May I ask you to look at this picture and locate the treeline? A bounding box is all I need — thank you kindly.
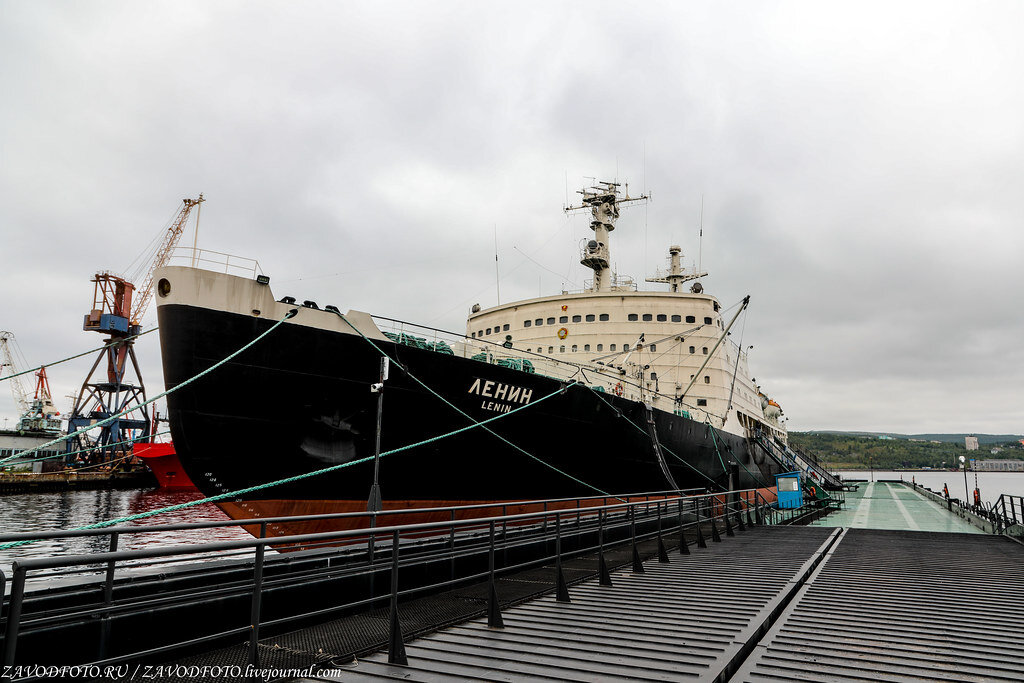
[788,432,1024,470]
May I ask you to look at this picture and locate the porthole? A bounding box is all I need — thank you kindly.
[157,278,171,297]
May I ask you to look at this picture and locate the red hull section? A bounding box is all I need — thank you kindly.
[134,443,197,489]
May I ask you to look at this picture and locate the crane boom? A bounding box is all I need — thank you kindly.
[0,330,31,413]
[130,194,204,324]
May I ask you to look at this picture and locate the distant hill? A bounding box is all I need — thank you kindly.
[803,431,1023,445]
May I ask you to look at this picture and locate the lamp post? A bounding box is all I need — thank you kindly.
[959,455,968,505]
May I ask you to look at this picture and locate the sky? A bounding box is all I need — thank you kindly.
[1,0,1022,435]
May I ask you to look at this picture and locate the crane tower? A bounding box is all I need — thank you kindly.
[65,196,203,467]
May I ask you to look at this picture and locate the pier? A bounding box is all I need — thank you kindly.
[2,484,1023,682]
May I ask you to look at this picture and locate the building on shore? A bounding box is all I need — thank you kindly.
[965,435,980,451]
[973,459,1024,472]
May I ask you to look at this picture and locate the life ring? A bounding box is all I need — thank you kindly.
[557,327,568,339]
[809,486,817,497]
[613,382,624,396]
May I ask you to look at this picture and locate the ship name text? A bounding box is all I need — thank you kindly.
[468,378,533,413]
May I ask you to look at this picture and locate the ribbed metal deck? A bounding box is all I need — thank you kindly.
[301,526,838,681]
[734,528,1024,682]
[293,526,1024,682]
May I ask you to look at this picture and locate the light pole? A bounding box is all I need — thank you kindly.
[959,455,968,505]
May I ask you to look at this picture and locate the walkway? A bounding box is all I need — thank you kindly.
[808,480,984,533]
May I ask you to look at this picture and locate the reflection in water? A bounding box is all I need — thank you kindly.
[0,488,253,573]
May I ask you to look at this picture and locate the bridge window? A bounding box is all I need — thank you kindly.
[586,314,595,322]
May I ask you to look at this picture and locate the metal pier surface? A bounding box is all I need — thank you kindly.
[295,525,1024,682]
[808,481,984,533]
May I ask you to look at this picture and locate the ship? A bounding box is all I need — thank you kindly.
[154,181,811,540]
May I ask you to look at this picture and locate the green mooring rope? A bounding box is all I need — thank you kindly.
[0,383,565,550]
[0,313,295,467]
[0,328,159,384]
[335,312,612,496]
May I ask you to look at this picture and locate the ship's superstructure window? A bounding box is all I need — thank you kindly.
[559,316,568,323]
[714,302,720,312]
[650,344,657,352]
[572,315,581,322]
[657,314,667,322]
[703,347,708,354]
[689,346,695,353]
[671,314,681,322]
[599,314,609,321]
[548,346,554,353]
[535,318,543,326]
[560,345,565,352]
[486,327,492,335]
[503,324,510,331]
[596,344,603,351]
[623,344,630,352]
[547,317,555,325]
[697,399,707,406]
[586,314,595,322]
[610,344,616,351]
[478,329,484,336]
[524,320,532,327]
[642,313,652,321]
[628,313,639,321]
[686,315,696,323]
[471,332,476,338]
[704,376,710,384]
[584,344,590,351]
[571,344,578,352]
[704,317,712,324]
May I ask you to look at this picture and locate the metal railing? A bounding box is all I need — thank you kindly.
[0,487,787,677]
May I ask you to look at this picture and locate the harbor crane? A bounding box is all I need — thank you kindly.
[65,196,203,466]
[1,331,61,434]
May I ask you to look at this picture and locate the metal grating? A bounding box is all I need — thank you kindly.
[311,526,837,681]
[734,528,1024,682]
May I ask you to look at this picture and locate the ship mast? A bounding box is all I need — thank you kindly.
[565,181,648,293]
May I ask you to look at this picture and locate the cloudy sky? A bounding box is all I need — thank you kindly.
[1,1,1022,435]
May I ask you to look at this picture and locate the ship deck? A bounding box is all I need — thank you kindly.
[807,480,985,533]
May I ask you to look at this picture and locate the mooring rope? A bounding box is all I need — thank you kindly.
[335,311,613,496]
[706,419,770,488]
[0,312,296,467]
[0,328,159,384]
[0,430,173,467]
[0,383,566,550]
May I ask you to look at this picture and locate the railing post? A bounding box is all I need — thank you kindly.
[598,509,612,586]
[737,500,747,531]
[0,569,5,635]
[555,512,571,602]
[695,498,707,548]
[98,531,119,661]
[710,499,722,542]
[631,505,644,573]
[678,499,689,555]
[657,501,670,563]
[2,565,26,666]
[387,530,408,665]
[487,521,503,628]
[247,530,267,669]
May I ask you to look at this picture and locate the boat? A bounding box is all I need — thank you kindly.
[133,442,197,488]
[154,181,801,540]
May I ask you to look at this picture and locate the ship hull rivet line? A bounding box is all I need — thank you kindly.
[554,513,571,603]
[598,510,613,586]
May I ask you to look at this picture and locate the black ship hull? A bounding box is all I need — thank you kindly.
[158,303,779,533]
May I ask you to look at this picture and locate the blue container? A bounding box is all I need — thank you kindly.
[775,472,803,509]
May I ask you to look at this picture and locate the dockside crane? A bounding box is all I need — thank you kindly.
[1,331,61,434]
[65,196,203,467]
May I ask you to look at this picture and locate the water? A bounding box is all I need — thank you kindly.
[0,488,252,575]
[838,470,1024,504]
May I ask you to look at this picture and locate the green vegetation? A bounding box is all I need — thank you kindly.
[789,432,1024,470]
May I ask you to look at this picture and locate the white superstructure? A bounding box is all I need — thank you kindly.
[466,181,785,440]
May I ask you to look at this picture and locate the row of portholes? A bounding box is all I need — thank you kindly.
[525,343,709,355]
[472,311,719,338]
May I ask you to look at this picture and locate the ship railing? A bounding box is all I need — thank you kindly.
[0,487,787,675]
[369,315,712,414]
[165,246,264,278]
[905,483,1024,538]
